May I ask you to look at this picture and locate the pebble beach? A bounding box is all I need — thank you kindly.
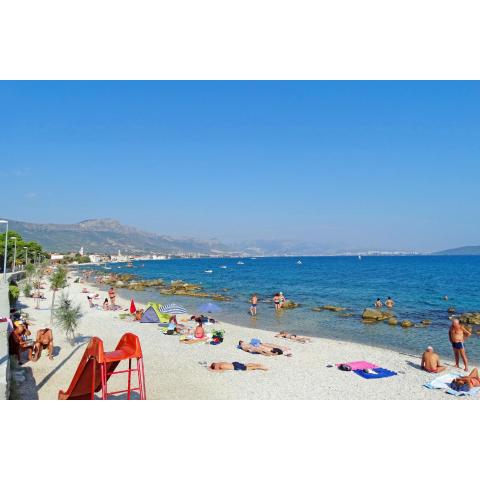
[12,274,479,400]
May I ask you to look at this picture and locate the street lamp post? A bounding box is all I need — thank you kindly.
[0,220,8,283]
[11,237,17,273]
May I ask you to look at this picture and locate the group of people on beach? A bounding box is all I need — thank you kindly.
[421,318,473,372]
[249,292,287,316]
[8,311,54,364]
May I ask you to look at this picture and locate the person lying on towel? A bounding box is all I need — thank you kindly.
[451,368,480,392]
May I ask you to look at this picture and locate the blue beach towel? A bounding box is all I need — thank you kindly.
[423,373,458,390]
[354,368,397,380]
[446,387,480,397]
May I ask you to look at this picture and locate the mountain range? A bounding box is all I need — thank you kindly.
[5,218,231,255]
[4,217,479,256]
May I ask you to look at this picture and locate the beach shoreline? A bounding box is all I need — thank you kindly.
[10,273,479,400]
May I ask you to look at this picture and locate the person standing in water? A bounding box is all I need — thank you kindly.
[279,292,286,308]
[375,298,383,308]
[250,294,258,316]
[449,319,471,371]
[385,297,395,309]
[273,293,281,311]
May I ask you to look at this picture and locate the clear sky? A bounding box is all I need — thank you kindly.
[1,81,479,252]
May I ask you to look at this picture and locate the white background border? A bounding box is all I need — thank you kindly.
[2,1,479,478]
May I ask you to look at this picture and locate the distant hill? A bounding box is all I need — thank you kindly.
[433,246,480,255]
[5,218,231,255]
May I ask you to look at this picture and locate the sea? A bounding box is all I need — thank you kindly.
[80,256,480,363]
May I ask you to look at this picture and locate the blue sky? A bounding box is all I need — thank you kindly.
[1,81,479,251]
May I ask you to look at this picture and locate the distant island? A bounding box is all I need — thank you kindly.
[433,246,480,255]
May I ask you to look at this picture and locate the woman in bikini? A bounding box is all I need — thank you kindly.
[273,293,281,311]
[451,368,480,391]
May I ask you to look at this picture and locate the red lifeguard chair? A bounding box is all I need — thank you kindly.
[59,333,146,400]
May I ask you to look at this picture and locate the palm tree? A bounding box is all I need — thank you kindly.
[55,293,82,344]
[50,267,67,326]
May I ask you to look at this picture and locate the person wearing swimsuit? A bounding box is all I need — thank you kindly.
[449,319,471,371]
[451,368,480,391]
[250,294,258,316]
[209,362,268,372]
[273,293,281,311]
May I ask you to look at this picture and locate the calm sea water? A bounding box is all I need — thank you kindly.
[81,256,480,363]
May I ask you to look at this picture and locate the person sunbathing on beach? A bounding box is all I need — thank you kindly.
[449,319,471,371]
[32,328,54,361]
[421,346,446,373]
[180,320,209,344]
[451,368,480,391]
[209,362,268,372]
[275,331,311,343]
[134,309,144,321]
[259,342,293,357]
[102,298,110,311]
[238,340,292,357]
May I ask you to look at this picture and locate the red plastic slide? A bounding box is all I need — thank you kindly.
[58,333,146,400]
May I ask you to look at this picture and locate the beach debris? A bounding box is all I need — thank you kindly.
[400,320,415,328]
[312,305,346,312]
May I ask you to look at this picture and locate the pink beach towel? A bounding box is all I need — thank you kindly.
[335,361,378,371]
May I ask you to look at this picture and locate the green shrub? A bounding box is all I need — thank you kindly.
[23,283,33,297]
[55,293,82,343]
[8,285,20,307]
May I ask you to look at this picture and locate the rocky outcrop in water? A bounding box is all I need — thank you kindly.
[458,312,480,325]
[401,320,414,328]
[362,308,395,321]
[312,305,346,312]
[282,300,300,310]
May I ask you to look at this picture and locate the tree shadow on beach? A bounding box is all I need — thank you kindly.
[36,340,89,392]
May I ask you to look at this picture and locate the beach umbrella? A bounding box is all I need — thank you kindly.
[130,299,137,314]
[198,302,222,314]
[159,303,187,315]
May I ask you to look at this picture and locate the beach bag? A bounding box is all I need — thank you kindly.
[338,364,352,372]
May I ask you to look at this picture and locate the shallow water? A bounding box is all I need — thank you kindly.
[81,256,480,363]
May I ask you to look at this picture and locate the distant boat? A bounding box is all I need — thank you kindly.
[251,258,257,260]
[297,260,303,265]
[237,261,245,265]
[358,256,362,260]
[205,270,213,274]
[104,267,112,270]
[126,262,134,268]
[220,266,227,269]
